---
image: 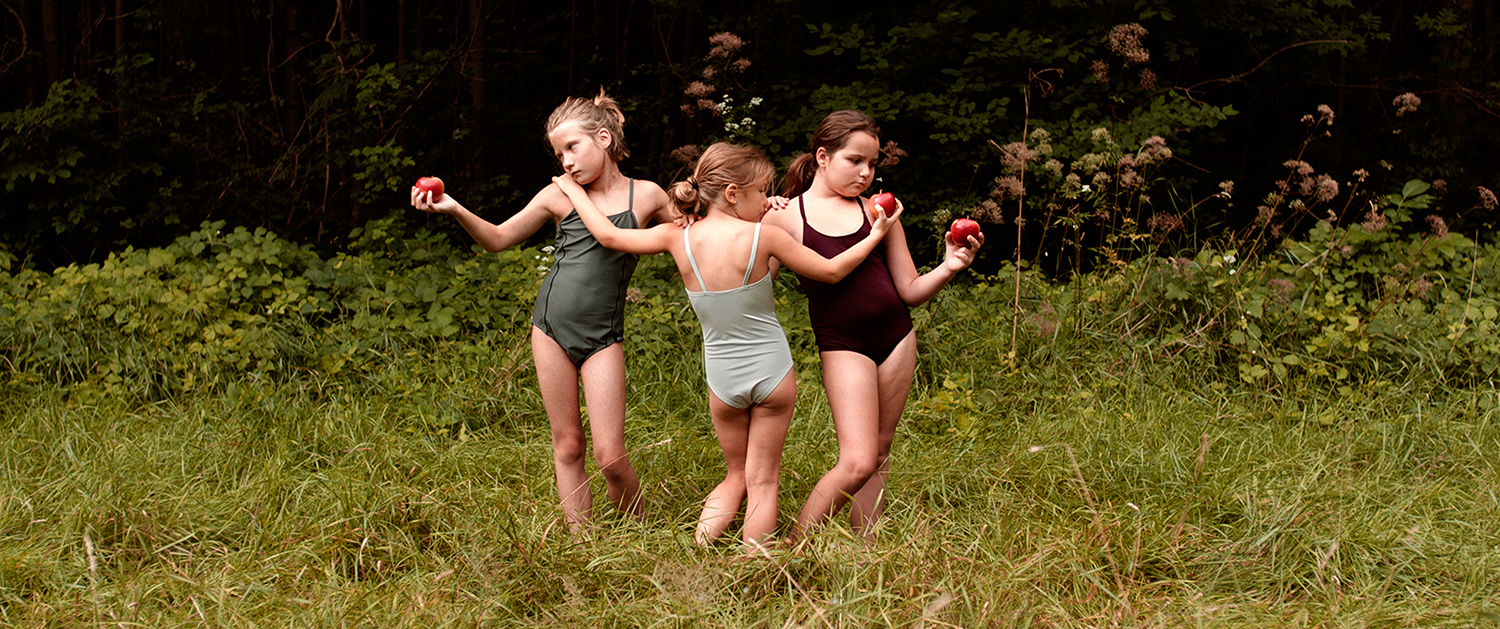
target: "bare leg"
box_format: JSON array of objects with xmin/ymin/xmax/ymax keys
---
[
  {"xmin": 791, "ymin": 352, "xmax": 881, "ymax": 540},
  {"xmin": 740, "ymin": 373, "xmax": 796, "ymax": 545},
  {"xmin": 531, "ymin": 327, "xmax": 591, "ymax": 530},
  {"xmin": 792, "ymin": 331, "xmax": 919, "ymax": 540},
  {"xmin": 697, "ymin": 372, "xmax": 796, "ymax": 546},
  {"xmin": 848, "ymin": 332, "xmax": 917, "ymax": 536},
  {"xmin": 578, "ymin": 343, "xmax": 643, "ymax": 518},
  {"xmin": 697, "ymin": 394, "xmax": 748, "ymax": 545}
]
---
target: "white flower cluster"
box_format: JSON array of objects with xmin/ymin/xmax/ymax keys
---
[{"xmin": 536, "ymin": 245, "xmax": 555, "ymax": 273}]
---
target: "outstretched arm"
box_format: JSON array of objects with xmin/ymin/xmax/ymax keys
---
[
  {"xmin": 411, "ymin": 186, "xmax": 555, "ymax": 253},
  {"xmin": 885, "ymin": 205, "xmax": 985, "ymax": 306},
  {"xmin": 766, "ymin": 204, "xmax": 903, "ymax": 283},
  {"xmin": 552, "ymin": 174, "xmax": 675, "ymax": 255}
]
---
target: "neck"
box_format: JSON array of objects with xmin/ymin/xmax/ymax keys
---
[
  {"xmin": 587, "ymin": 164, "xmax": 626, "ymax": 193},
  {"xmin": 711, "ymin": 204, "xmax": 750, "ymax": 223}
]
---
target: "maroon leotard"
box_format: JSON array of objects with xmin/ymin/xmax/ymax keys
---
[{"xmin": 795, "ymin": 195, "xmax": 914, "ymax": 365}]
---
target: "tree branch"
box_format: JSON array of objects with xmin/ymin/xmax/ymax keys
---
[{"xmin": 1183, "ymin": 39, "xmax": 1353, "ymax": 92}]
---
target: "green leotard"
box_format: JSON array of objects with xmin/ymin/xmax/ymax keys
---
[{"xmin": 532, "ymin": 179, "xmax": 639, "ymax": 366}]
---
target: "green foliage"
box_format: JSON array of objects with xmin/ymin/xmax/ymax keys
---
[
  {"xmin": 0, "ymin": 79, "xmax": 164, "ymax": 253},
  {"xmin": 0, "ymin": 217, "xmax": 542, "ymax": 400},
  {"xmin": 1050, "ymin": 178, "xmax": 1498, "ymax": 386}
]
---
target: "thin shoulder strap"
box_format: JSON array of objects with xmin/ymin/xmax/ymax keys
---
[
  {"xmin": 683, "ymin": 224, "xmax": 706, "ymax": 288},
  {"xmin": 627, "ymin": 178, "xmax": 635, "ymax": 212},
  {"xmin": 856, "ymin": 196, "xmax": 871, "ymax": 227},
  {"xmin": 742, "ymin": 223, "xmax": 762, "ymax": 286},
  {"xmin": 797, "ymin": 195, "xmax": 807, "ymax": 221}
]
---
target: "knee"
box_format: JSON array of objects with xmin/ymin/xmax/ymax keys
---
[
  {"xmin": 593, "ymin": 447, "xmax": 634, "ymax": 481},
  {"xmin": 838, "ymin": 452, "xmax": 879, "ymax": 483},
  {"xmin": 552, "ymin": 434, "xmax": 587, "ymax": 467},
  {"xmin": 744, "ymin": 468, "xmax": 780, "ymax": 495}
]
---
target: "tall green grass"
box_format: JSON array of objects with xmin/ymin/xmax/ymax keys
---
[{"xmin": 3, "ymin": 308, "xmax": 1497, "ymax": 626}]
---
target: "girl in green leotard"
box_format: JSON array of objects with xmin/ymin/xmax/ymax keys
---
[{"xmin": 412, "ymin": 89, "xmax": 679, "ymax": 532}]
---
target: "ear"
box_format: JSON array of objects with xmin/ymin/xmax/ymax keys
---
[
  {"xmin": 815, "ymin": 147, "xmax": 831, "ymax": 169},
  {"xmin": 723, "ymin": 183, "xmax": 741, "ymax": 205},
  {"xmin": 595, "ymin": 127, "xmax": 614, "ymax": 150}
]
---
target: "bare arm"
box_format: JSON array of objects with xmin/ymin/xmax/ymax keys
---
[
  {"xmin": 552, "ymin": 175, "xmax": 676, "ymax": 255},
  {"xmin": 759, "ymin": 197, "xmax": 798, "ymax": 277},
  {"xmin": 765, "ymin": 205, "xmax": 902, "ymax": 283},
  {"xmin": 884, "ymin": 207, "xmax": 985, "ymax": 306},
  {"xmin": 411, "ymin": 186, "xmax": 556, "ymax": 253}
]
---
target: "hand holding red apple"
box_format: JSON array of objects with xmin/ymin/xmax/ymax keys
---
[
  {"xmin": 414, "ymin": 176, "xmax": 445, "ymax": 202},
  {"xmin": 949, "ymin": 217, "xmax": 981, "ymax": 248}
]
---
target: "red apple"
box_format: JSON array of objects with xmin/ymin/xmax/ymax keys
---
[
  {"xmin": 870, "ymin": 192, "xmax": 898, "ymax": 220},
  {"xmin": 949, "ymin": 217, "xmax": 981, "ymax": 247},
  {"xmin": 415, "ymin": 176, "xmax": 445, "ymax": 202}
]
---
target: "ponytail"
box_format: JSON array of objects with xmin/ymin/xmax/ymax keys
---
[
  {"xmin": 667, "ymin": 179, "xmax": 700, "ymax": 215},
  {"xmin": 781, "ymin": 153, "xmax": 819, "ymax": 198}
]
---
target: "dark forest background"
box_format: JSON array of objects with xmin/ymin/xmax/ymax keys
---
[{"xmin": 2, "ymin": 0, "xmax": 1496, "ymax": 274}]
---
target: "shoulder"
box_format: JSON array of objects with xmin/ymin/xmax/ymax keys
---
[
  {"xmin": 527, "ymin": 183, "xmax": 573, "ymax": 218},
  {"xmin": 762, "ymin": 198, "xmax": 799, "ymax": 229},
  {"xmin": 632, "ymin": 177, "xmax": 668, "ymax": 196},
  {"xmin": 629, "ymin": 179, "xmax": 678, "ymax": 223},
  {"xmin": 632, "ymin": 179, "xmax": 672, "ymax": 206},
  {"xmin": 643, "ymin": 220, "xmax": 685, "ymax": 242},
  {"xmin": 759, "ymin": 222, "xmax": 800, "ymax": 248}
]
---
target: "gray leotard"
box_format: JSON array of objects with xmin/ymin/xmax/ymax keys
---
[
  {"xmin": 532, "ymin": 179, "xmax": 639, "ymax": 366},
  {"xmin": 683, "ymin": 222, "xmax": 795, "ymax": 409}
]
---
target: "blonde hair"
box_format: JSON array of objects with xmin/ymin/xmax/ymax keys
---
[
  {"xmin": 544, "ymin": 87, "xmax": 630, "ymax": 162},
  {"xmin": 782, "ymin": 110, "xmax": 881, "ymax": 197},
  {"xmin": 667, "ymin": 143, "xmax": 776, "ymax": 217}
]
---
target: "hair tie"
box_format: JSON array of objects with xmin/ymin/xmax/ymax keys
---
[{"xmin": 686, "ymin": 176, "xmax": 699, "ymax": 189}]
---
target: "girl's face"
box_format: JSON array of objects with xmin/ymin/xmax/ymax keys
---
[
  {"xmin": 815, "ymin": 131, "xmax": 880, "ymax": 197},
  {"xmin": 547, "ymin": 121, "xmax": 612, "ymax": 186},
  {"xmin": 725, "ymin": 177, "xmax": 770, "ymax": 220}
]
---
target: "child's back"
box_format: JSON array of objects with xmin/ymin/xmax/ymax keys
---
[{"xmin": 682, "ymin": 220, "xmax": 790, "ymax": 411}]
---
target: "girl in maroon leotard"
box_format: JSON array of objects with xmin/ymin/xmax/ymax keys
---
[{"xmin": 762, "ymin": 110, "xmax": 984, "ymax": 540}]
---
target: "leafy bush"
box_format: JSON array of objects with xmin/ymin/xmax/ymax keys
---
[{"xmin": 0, "ymin": 216, "xmax": 542, "ymax": 401}]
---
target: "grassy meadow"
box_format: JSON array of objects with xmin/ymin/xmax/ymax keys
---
[{"xmin": 3, "ymin": 243, "xmax": 1499, "ymax": 627}]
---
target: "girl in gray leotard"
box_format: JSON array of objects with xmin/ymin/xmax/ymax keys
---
[
  {"xmin": 682, "ymin": 221, "xmax": 793, "ymax": 410},
  {"xmin": 553, "ymin": 142, "xmax": 901, "ymax": 551},
  {"xmin": 412, "ymin": 90, "xmax": 680, "ymax": 533}
]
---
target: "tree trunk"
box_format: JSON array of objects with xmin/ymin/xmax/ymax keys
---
[
  {"xmin": 1434, "ymin": 0, "xmax": 1474, "ymax": 130},
  {"xmin": 283, "ymin": 2, "xmax": 304, "ymax": 135},
  {"xmin": 568, "ymin": 0, "xmax": 577, "ymax": 91},
  {"xmin": 397, "ymin": 0, "xmax": 407, "ymax": 63},
  {"xmin": 114, "ymin": 0, "xmax": 126, "ymax": 151},
  {"xmin": 468, "ymin": 0, "xmax": 488, "ymax": 179},
  {"xmin": 40, "ymin": 0, "xmax": 63, "ymax": 84}
]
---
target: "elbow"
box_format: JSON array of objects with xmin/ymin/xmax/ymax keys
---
[
  {"xmin": 899, "ymin": 287, "xmax": 935, "ymax": 308},
  {"xmin": 818, "ymin": 266, "xmax": 854, "ymax": 284},
  {"xmin": 596, "ymin": 232, "xmax": 624, "ymax": 249}
]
